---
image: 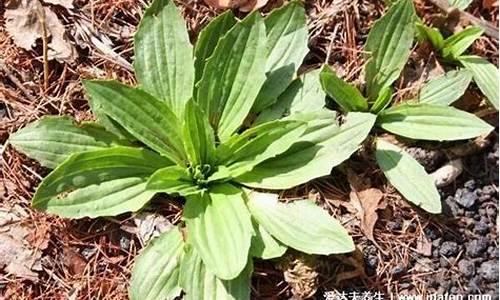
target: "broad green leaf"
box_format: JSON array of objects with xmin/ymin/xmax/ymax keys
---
[
  {"xmin": 32, "ymin": 147, "xmax": 171, "ymax": 218},
  {"xmin": 375, "ymin": 139, "xmax": 441, "ymax": 213},
  {"xmin": 179, "ymin": 246, "xmax": 252, "ymax": 300},
  {"xmin": 236, "ymin": 112, "xmax": 376, "ymax": 189},
  {"xmin": 377, "ymin": 103, "xmax": 493, "ymax": 141},
  {"xmin": 183, "ymin": 100, "xmax": 216, "ymax": 166},
  {"xmin": 247, "ymin": 192, "xmax": 354, "ymax": 254},
  {"xmin": 134, "ymin": 0, "xmax": 194, "ymax": 117},
  {"xmin": 251, "ymin": 2, "xmax": 309, "ymax": 112},
  {"xmin": 448, "ymin": 0, "xmax": 472, "ymax": 10},
  {"xmin": 130, "ymin": 227, "xmax": 184, "ymax": 300},
  {"xmin": 416, "ymin": 23, "xmax": 444, "ymax": 50},
  {"xmin": 459, "ymin": 55, "xmax": 499, "ymax": 109},
  {"xmin": 83, "ymin": 80, "xmax": 186, "ymax": 164},
  {"xmin": 194, "ymin": 11, "xmax": 236, "ymax": 84},
  {"xmin": 419, "ymin": 69, "xmax": 472, "ymax": 106},
  {"xmin": 249, "ymin": 218, "xmax": 287, "ymax": 259},
  {"xmin": 8, "ymin": 116, "xmax": 126, "ymax": 169},
  {"xmin": 87, "ymin": 99, "xmax": 137, "ymax": 141},
  {"xmin": 254, "ymin": 69, "xmax": 326, "ymax": 125},
  {"xmin": 320, "ymin": 65, "xmax": 368, "ymax": 112},
  {"xmin": 196, "ymin": 12, "xmax": 267, "ymax": 141},
  {"xmin": 184, "ymin": 184, "xmax": 254, "ymax": 280},
  {"xmin": 147, "ymin": 166, "xmax": 200, "ymax": 196},
  {"xmin": 442, "ymin": 26, "xmax": 484, "ymax": 59},
  {"xmin": 211, "ymin": 120, "xmax": 306, "ymax": 179},
  {"xmin": 370, "ymin": 86, "xmax": 393, "ymax": 113},
  {"xmin": 365, "ymin": 0, "xmax": 416, "ymax": 99}
]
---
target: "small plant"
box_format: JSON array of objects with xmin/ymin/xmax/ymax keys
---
[
  {"xmin": 8, "ymin": 1, "xmax": 377, "ymax": 298},
  {"xmin": 311, "ymin": 0, "xmax": 493, "ymax": 214},
  {"xmin": 416, "ymin": 22, "xmax": 499, "ymax": 109}
]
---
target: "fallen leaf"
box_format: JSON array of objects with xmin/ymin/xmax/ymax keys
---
[
  {"xmin": 483, "ymin": 0, "xmax": 499, "ymax": 8},
  {"xmin": 121, "ymin": 212, "xmax": 173, "ymax": 245},
  {"xmin": 5, "ymin": 0, "xmax": 77, "ymax": 62},
  {"xmin": 42, "ymin": 0, "xmax": 73, "ymax": 9},
  {"xmin": 347, "ymin": 170, "xmax": 385, "ymax": 241},
  {"xmin": 203, "ymin": 0, "xmax": 268, "ymax": 11},
  {"xmin": 0, "ymin": 205, "xmax": 43, "ymax": 280},
  {"xmin": 416, "ymin": 236, "xmax": 432, "ymax": 257},
  {"xmin": 62, "ymin": 247, "xmax": 87, "ymax": 275}
]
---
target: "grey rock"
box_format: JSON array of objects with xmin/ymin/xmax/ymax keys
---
[
  {"xmin": 478, "ymin": 261, "xmax": 499, "ymax": 283},
  {"xmin": 440, "ymin": 241, "xmax": 459, "ymax": 257},
  {"xmin": 466, "ymin": 238, "xmax": 489, "ymax": 258},
  {"xmin": 454, "ymin": 188, "xmax": 478, "ymax": 209},
  {"xmin": 458, "ymin": 259, "xmax": 475, "ymax": 278}
]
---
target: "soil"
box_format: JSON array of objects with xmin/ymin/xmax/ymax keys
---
[{"xmin": 0, "ymin": 0, "xmax": 498, "ymax": 299}]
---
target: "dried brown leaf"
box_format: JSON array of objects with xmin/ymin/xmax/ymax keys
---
[
  {"xmin": 42, "ymin": 0, "xmax": 73, "ymax": 9},
  {"xmin": 347, "ymin": 171, "xmax": 384, "ymax": 241},
  {"xmin": 5, "ymin": 0, "xmax": 77, "ymax": 62},
  {"xmin": 416, "ymin": 236, "xmax": 432, "ymax": 257}
]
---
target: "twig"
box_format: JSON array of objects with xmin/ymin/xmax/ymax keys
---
[
  {"xmin": 0, "ymin": 59, "xmax": 36, "ymax": 102},
  {"xmin": 426, "ymin": 0, "xmax": 499, "ymax": 40},
  {"xmin": 36, "ymin": 3, "xmax": 50, "ymax": 92}
]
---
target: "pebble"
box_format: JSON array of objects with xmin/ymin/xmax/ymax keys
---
[
  {"xmin": 391, "ymin": 264, "xmax": 405, "ymax": 277},
  {"xmin": 454, "ymin": 188, "xmax": 478, "ymax": 209},
  {"xmin": 458, "ymin": 259, "xmax": 475, "ymax": 278},
  {"xmin": 473, "ymin": 220, "xmax": 490, "ymax": 235},
  {"xmin": 466, "ymin": 238, "xmax": 489, "ymax": 258},
  {"xmin": 440, "ymin": 241, "xmax": 459, "ymax": 257},
  {"xmin": 478, "ymin": 261, "xmax": 499, "ymax": 283}
]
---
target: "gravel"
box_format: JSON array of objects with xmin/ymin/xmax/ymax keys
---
[
  {"xmin": 458, "ymin": 259, "xmax": 475, "ymax": 278},
  {"xmin": 478, "ymin": 261, "xmax": 499, "ymax": 283},
  {"xmin": 466, "ymin": 237, "xmax": 490, "ymax": 258},
  {"xmin": 439, "ymin": 241, "xmax": 459, "ymax": 257}
]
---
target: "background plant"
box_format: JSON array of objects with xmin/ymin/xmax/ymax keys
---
[
  {"xmin": 416, "ymin": 20, "xmax": 499, "ymax": 110},
  {"xmin": 7, "ymin": 0, "xmax": 379, "ymax": 299},
  {"xmin": 294, "ymin": 0, "xmax": 493, "ymax": 214}
]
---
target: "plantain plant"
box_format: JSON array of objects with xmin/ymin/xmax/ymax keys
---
[
  {"xmin": 416, "ymin": 23, "xmax": 499, "ymax": 109},
  {"xmin": 257, "ymin": 0, "xmax": 493, "ymax": 215},
  {"xmin": 8, "ymin": 1, "xmax": 378, "ymax": 299}
]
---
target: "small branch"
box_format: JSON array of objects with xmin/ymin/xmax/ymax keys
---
[{"xmin": 36, "ymin": 3, "xmax": 50, "ymax": 92}]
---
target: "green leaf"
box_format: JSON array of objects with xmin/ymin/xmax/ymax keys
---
[
  {"xmin": 254, "ymin": 69, "xmax": 326, "ymax": 125},
  {"xmin": 184, "ymin": 184, "xmax": 254, "ymax": 280},
  {"xmin": 8, "ymin": 116, "xmax": 126, "ymax": 169},
  {"xmin": 32, "ymin": 146, "xmax": 171, "ymax": 218},
  {"xmin": 83, "ymin": 80, "xmax": 186, "ymax": 164},
  {"xmin": 179, "ymin": 246, "xmax": 252, "ymax": 300},
  {"xmin": 442, "ymin": 26, "xmax": 484, "ymax": 60},
  {"xmin": 448, "ymin": 0, "xmax": 472, "ymax": 10},
  {"xmin": 134, "ymin": 0, "xmax": 194, "ymax": 117},
  {"xmin": 247, "ymin": 192, "xmax": 354, "ymax": 254},
  {"xmin": 416, "ymin": 23, "xmax": 444, "ymax": 50},
  {"xmin": 130, "ymin": 227, "xmax": 184, "ymax": 300},
  {"xmin": 459, "ymin": 55, "xmax": 499, "ymax": 109},
  {"xmin": 236, "ymin": 112, "xmax": 376, "ymax": 189},
  {"xmin": 147, "ymin": 166, "xmax": 200, "ymax": 196},
  {"xmin": 87, "ymin": 99, "xmax": 137, "ymax": 141},
  {"xmin": 365, "ymin": 0, "xmax": 416, "ymax": 99},
  {"xmin": 251, "ymin": 2, "xmax": 309, "ymax": 112},
  {"xmin": 249, "ymin": 218, "xmax": 287, "ymax": 259},
  {"xmin": 211, "ymin": 120, "xmax": 306, "ymax": 180},
  {"xmin": 320, "ymin": 65, "xmax": 368, "ymax": 112},
  {"xmin": 370, "ymin": 86, "xmax": 393, "ymax": 113},
  {"xmin": 194, "ymin": 11, "xmax": 236, "ymax": 85},
  {"xmin": 375, "ymin": 139, "xmax": 441, "ymax": 213},
  {"xmin": 377, "ymin": 103, "xmax": 493, "ymax": 141},
  {"xmin": 196, "ymin": 12, "xmax": 267, "ymax": 141},
  {"xmin": 419, "ymin": 69, "xmax": 472, "ymax": 106},
  {"xmin": 183, "ymin": 100, "xmax": 216, "ymax": 166}
]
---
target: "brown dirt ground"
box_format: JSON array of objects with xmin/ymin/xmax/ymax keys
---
[{"xmin": 0, "ymin": 0, "xmax": 498, "ymax": 299}]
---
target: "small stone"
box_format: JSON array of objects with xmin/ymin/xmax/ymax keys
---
[
  {"xmin": 464, "ymin": 180, "xmax": 476, "ymax": 190},
  {"xmin": 391, "ymin": 264, "xmax": 405, "ymax": 277},
  {"xmin": 458, "ymin": 259, "xmax": 475, "ymax": 278},
  {"xmin": 478, "ymin": 261, "xmax": 499, "ymax": 283},
  {"xmin": 440, "ymin": 241, "xmax": 459, "ymax": 257},
  {"xmin": 443, "ymin": 196, "xmax": 464, "ymax": 217},
  {"xmin": 468, "ymin": 276, "xmax": 482, "ymax": 293},
  {"xmin": 454, "ymin": 189, "xmax": 478, "ymax": 209},
  {"xmin": 387, "ymin": 221, "xmax": 402, "ymax": 231},
  {"xmin": 473, "ymin": 221, "xmax": 490, "ymax": 235},
  {"xmin": 488, "ymin": 246, "xmax": 499, "ymax": 259},
  {"xmin": 482, "ymin": 185, "xmax": 496, "ymax": 196},
  {"xmin": 424, "ymin": 227, "xmax": 438, "ymax": 240},
  {"xmin": 486, "ymin": 206, "xmax": 497, "ymax": 218},
  {"xmin": 466, "ymin": 238, "xmax": 489, "ymax": 258}
]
